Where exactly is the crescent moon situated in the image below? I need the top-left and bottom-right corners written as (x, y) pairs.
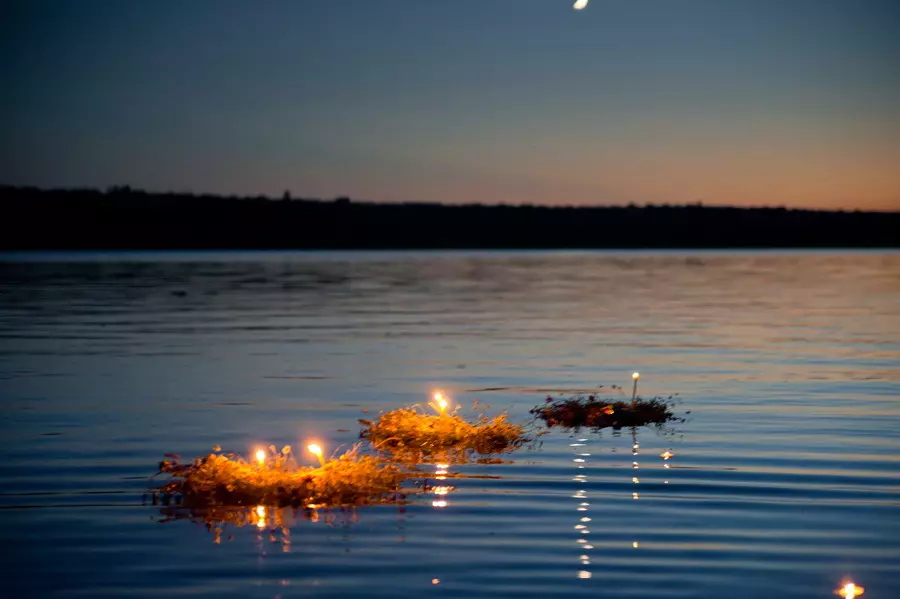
top-left (573, 0), bottom-right (589, 10)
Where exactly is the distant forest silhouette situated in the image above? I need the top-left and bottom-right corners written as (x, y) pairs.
top-left (1, 185), bottom-right (898, 250)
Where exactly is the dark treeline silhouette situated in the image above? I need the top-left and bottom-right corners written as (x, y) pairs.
top-left (1, 185), bottom-right (898, 250)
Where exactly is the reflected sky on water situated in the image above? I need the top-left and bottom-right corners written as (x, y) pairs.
top-left (1, 250), bottom-right (897, 598)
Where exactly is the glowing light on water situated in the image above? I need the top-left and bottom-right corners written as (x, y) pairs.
top-left (573, 0), bottom-right (589, 10)
top-left (835, 582), bottom-right (865, 598)
top-left (255, 505), bottom-right (266, 528)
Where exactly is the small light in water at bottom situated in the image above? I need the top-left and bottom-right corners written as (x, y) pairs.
top-left (432, 578), bottom-right (440, 585)
top-left (835, 582), bottom-right (864, 598)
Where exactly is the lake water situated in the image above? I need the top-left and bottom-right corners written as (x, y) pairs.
top-left (1, 250), bottom-right (898, 598)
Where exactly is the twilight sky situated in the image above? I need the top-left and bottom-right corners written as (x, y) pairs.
top-left (2, 0), bottom-right (899, 210)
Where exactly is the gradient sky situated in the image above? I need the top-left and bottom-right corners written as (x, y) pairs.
top-left (2, 0), bottom-right (899, 209)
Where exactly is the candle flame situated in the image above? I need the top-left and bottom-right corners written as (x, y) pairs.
top-left (431, 391), bottom-right (449, 414)
top-left (307, 442), bottom-right (325, 466)
top-left (633, 372), bottom-right (640, 380)
top-left (255, 449), bottom-right (266, 464)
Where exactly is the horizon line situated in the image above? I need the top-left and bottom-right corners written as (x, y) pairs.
top-left (3, 183), bottom-right (899, 215)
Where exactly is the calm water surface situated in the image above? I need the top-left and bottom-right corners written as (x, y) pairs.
top-left (1, 250), bottom-right (898, 598)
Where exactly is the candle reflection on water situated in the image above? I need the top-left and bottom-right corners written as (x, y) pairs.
top-left (632, 428), bottom-right (641, 550)
top-left (571, 437), bottom-right (592, 579)
top-left (661, 449), bottom-right (674, 486)
top-left (432, 461), bottom-right (455, 508)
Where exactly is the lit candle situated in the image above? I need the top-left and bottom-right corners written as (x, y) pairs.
top-left (307, 443), bottom-right (325, 467)
top-left (631, 372), bottom-right (640, 405)
top-left (432, 391), bottom-right (449, 415)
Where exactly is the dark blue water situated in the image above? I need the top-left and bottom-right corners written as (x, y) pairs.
top-left (1, 250), bottom-right (898, 598)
